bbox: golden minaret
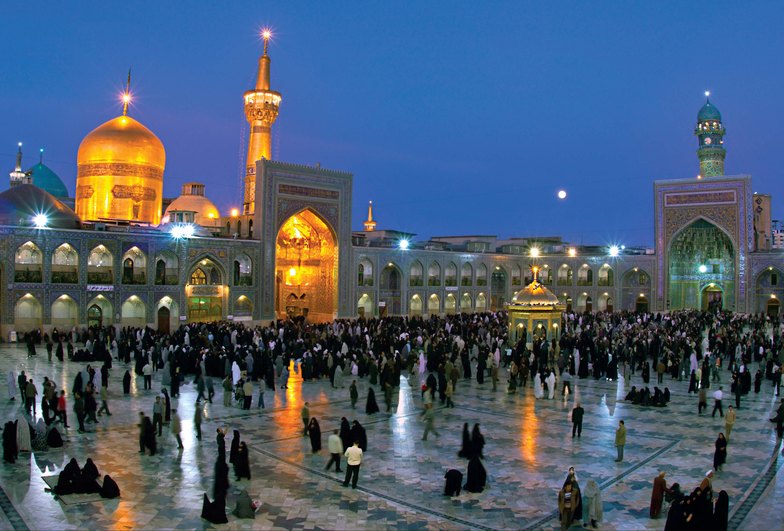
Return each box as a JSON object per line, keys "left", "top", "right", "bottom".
{"left": 243, "top": 29, "right": 281, "bottom": 214}
{"left": 363, "top": 200, "right": 377, "bottom": 231}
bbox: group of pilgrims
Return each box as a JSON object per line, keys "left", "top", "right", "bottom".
{"left": 3, "top": 306, "right": 783, "bottom": 529}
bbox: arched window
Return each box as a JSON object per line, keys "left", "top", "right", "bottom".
{"left": 233, "top": 254, "right": 252, "bottom": 285}
{"left": 190, "top": 268, "right": 207, "bottom": 285}
{"left": 154, "top": 252, "right": 179, "bottom": 285}
{"left": 445, "top": 262, "right": 457, "bottom": 287}
{"left": 51, "top": 243, "right": 79, "bottom": 284}
{"left": 428, "top": 262, "right": 441, "bottom": 286}
{"left": 248, "top": 220, "right": 254, "bottom": 239}
{"left": 121, "top": 247, "right": 147, "bottom": 285}
{"left": 15, "top": 241, "right": 43, "bottom": 283}
{"left": 409, "top": 261, "right": 424, "bottom": 287}
{"left": 461, "top": 263, "right": 473, "bottom": 286}
{"left": 87, "top": 245, "right": 113, "bottom": 284}
{"left": 358, "top": 259, "right": 373, "bottom": 286}
{"left": 511, "top": 264, "right": 522, "bottom": 286}
{"left": 476, "top": 264, "right": 488, "bottom": 286}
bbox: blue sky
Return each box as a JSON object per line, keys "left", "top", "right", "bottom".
{"left": 2, "top": 2, "right": 782, "bottom": 245}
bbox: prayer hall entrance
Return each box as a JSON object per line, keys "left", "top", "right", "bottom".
{"left": 275, "top": 209, "right": 338, "bottom": 322}
{"left": 668, "top": 219, "right": 736, "bottom": 310}
{"left": 701, "top": 285, "right": 723, "bottom": 312}
{"left": 767, "top": 298, "right": 780, "bottom": 317}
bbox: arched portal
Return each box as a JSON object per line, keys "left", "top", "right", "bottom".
{"left": 15, "top": 294, "right": 42, "bottom": 332}
{"left": 121, "top": 247, "right": 147, "bottom": 285}
{"left": 379, "top": 263, "right": 402, "bottom": 316}
{"left": 767, "top": 297, "right": 780, "bottom": 317}
{"left": 187, "top": 257, "right": 223, "bottom": 322}
{"left": 275, "top": 209, "right": 337, "bottom": 322}
{"left": 87, "top": 245, "right": 113, "bottom": 284}
{"left": 636, "top": 295, "right": 649, "bottom": 313}
{"left": 428, "top": 294, "right": 440, "bottom": 315}
{"left": 490, "top": 267, "right": 507, "bottom": 310}
{"left": 121, "top": 296, "right": 147, "bottom": 327}
{"left": 668, "top": 219, "right": 735, "bottom": 310}
{"left": 51, "top": 295, "right": 78, "bottom": 328}
{"left": 156, "top": 297, "right": 179, "bottom": 333}
{"left": 15, "top": 242, "right": 42, "bottom": 283}
{"left": 460, "top": 292, "right": 472, "bottom": 312}
{"left": 357, "top": 293, "right": 374, "bottom": 318}
{"left": 476, "top": 292, "right": 487, "bottom": 311}
{"left": 87, "top": 295, "right": 113, "bottom": 327}
{"left": 701, "top": 284, "right": 724, "bottom": 312}
{"left": 445, "top": 293, "right": 457, "bottom": 315}
{"left": 409, "top": 294, "right": 423, "bottom": 316}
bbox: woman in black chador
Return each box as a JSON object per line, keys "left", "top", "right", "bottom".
{"left": 365, "top": 388, "right": 380, "bottom": 415}
{"left": 308, "top": 418, "right": 322, "bottom": 453}
{"left": 234, "top": 442, "right": 251, "bottom": 480}
{"left": 229, "top": 430, "right": 241, "bottom": 464}
{"left": 458, "top": 423, "right": 472, "bottom": 459}
{"left": 339, "top": 417, "right": 352, "bottom": 450}
{"left": 713, "top": 433, "right": 727, "bottom": 471}
{"left": 122, "top": 370, "right": 131, "bottom": 395}
{"left": 471, "top": 423, "right": 485, "bottom": 459}
{"left": 463, "top": 456, "right": 487, "bottom": 493}
{"left": 350, "top": 420, "right": 367, "bottom": 452}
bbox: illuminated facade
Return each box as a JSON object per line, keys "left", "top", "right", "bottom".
{"left": 1, "top": 36, "right": 782, "bottom": 337}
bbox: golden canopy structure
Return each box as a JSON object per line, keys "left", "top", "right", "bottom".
{"left": 507, "top": 266, "right": 564, "bottom": 346}
{"left": 75, "top": 91, "right": 165, "bottom": 225}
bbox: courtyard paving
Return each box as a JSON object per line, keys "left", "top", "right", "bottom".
{"left": 0, "top": 345, "right": 782, "bottom": 530}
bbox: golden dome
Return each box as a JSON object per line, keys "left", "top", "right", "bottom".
{"left": 77, "top": 115, "right": 165, "bottom": 169}
{"left": 75, "top": 114, "right": 165, "bottom": 225}
{"left": 510, "top": 279, "right": 561, "bottom": 308}
{"left": 164, "top": 183, "right": 220, "bottom": 227}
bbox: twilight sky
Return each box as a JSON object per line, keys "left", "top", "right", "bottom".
{"left": 2, "top": 2, "right": 782, "bottom": 246}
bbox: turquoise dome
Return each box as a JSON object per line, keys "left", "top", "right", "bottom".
{"left": 698, "top": 100, "right": 722, "bottom": 122}
{"left": 25, "top": 162, "right": 69, "bottom": 198}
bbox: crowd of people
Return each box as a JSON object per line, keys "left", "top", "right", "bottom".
{"left": 2, "top": 307, "right": 783, "bottom": 528}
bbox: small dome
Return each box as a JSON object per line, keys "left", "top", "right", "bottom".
{"left": 698, "top": 100, "right": 722, "bottom": 122}
{"left": 163, "top": 182, "right": 220, "bottom": 227}
{"left": 77, "top": 115, "right": 165, "bottom": 169}
{"left": 510, "top": 279, "right": 560, "bottom": 308}
{"left": 0, "top": 184, "right": 81, "bottom": 229}
{"left": 25, "top": 162, "right": 69, "bottom": 198}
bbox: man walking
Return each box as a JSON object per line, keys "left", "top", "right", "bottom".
{"left": 614, "top": 420, "right": 626, "bottom": 462}
{"left": 342, "top": 440, "right": 363, "bottom": 489}
{"left": 171, "top": 408, "right": 184, "bottom": 449}
{"left": 572, "top": 402, "right": 584, "bottom": 438}
{"left": 153, "top": 396, "right": 163, "bottom": 436}
{"left": 301, "top": 402, "right": 310, "bottom": 436}
{"left": 349, "top": 381, "right": 358, "bottom": 409}
{"left": 142, "top": 360, "right": 153, "bottom": 390}
{"left": 25, "top": 379, "right": 37, "bottom": 416}
{"left": 422, "top": 404, "right": 440, "bottom": 441}
{"left": 193, "top": 405, "right": 202, "bottom": 441}
{"left": 725, "top": 405, "right": 736, "bottom": 441}
{"left": 712, "top": 386, "right": 724, "bottom": 418}
{"left": 325, "top": 429, "right": 343, "bottom": 473}
{"left": 97, "top": 385, "right": 111, "bottom": 416}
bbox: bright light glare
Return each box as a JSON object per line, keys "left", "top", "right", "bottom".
{"left": 171, "top": 224, "right": 195, "bottom": 239}
{"left": 261, "top": 28, "right": 272, "bottom": 40}
{"left": 698, "top": 264, "right": 708, "bottom": 273}
{"left": 568, "top": 247, "right": 576, "bottom": 257}
{"left": 557, "top": 190, "right": 567, "bottom": 200}
{"left": 609, "top": 245, "right": 620, "bottom": 257}
{"left": 230, "top": 208, "right": 240, "bottom": 217}
{"left": 705, "top": 90, "right": 710, "bottom": 97}
{"left": 399, "top": 239, "right": 410, "bottom": 250}
{"left": 530, "top": 247, "right": 541, "bottom": 258}
{"left": 32, "top": 213, "right": 48, "bottom": 228}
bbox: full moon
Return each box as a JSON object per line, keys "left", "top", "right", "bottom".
{"left": 557, "top": 190, "right": 567, "bottom": 199}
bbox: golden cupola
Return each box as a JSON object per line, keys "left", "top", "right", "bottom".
{"left": 75, "top": 78, "right": 165, "bottom": 225}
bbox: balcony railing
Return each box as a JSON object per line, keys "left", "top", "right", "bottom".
{"left": 14, "top": 269, "right": 42, "bottom": 283}
{"left": 428, "top": 278, "right": 441, "bottom": 286}
{"left": 52, "top": 271, "right": 78, "bottom": 284}
{"left": 409, "top": 278, "right": 423, "bottom": 287}
{"left": 122, "top": 273, "right": 147, "bottom": 285}
{"left": 88, "top": 271, "right": 113, "bottom": 284}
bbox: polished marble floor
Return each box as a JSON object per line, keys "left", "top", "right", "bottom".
{"left": 1, "top": 345, "right": 783, "bottom": 530}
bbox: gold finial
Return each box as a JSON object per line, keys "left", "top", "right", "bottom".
{"left": 261, "top": 28, "right": 272, "bottom": 56}
{"left": 122, "top": 68, "right": 132, "bottom": 116}
{"left": 531, "top": 266, "right": 540, "bottom": 283}
{"left": 364, "top": 200, "right": 377, "bottom": 231}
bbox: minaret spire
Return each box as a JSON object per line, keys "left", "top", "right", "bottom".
{"left": 695, "top": 90, "right": 726, "bottom": 177}
{"left": 364, "top": 200, "right": 377, "bottom": 231}
{"left": 9, "top": 142, "right": 30, "bottom": 187}
{"left": 39, "top": 148, "right": 44, "bottom": 164}
{"left": 243, "top": 28, "right": 282, "bottom": 215}
{"left": 122, "top": 68, "right": 132, "bottom": 116}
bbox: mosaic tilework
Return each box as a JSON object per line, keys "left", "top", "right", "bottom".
{"left": 1, "top": 345, "right": 783, "bottom": 530}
